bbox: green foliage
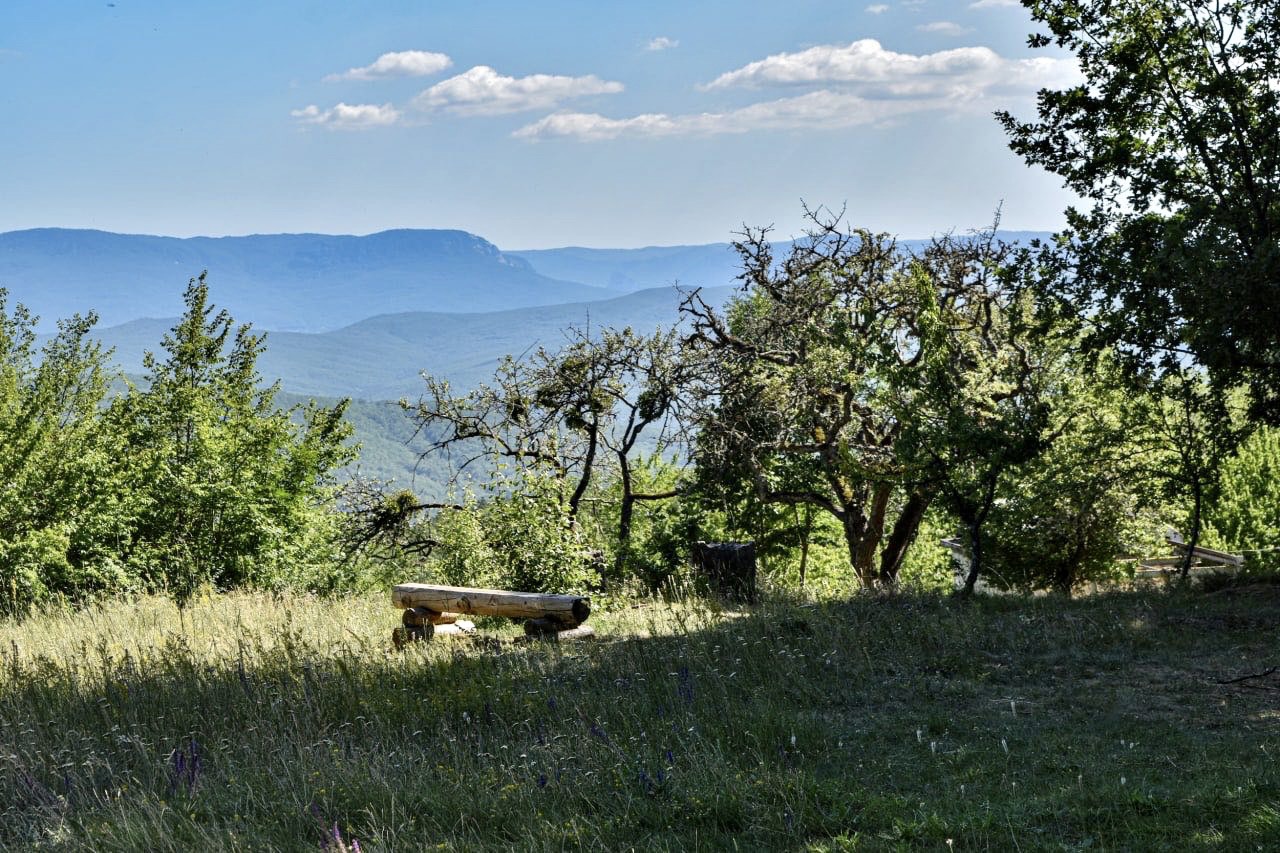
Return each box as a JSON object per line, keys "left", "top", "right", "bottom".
{"left": 0, "top": 292, "right": 133, "bottom": 614}
{"left": 0, "top": 275, "right": 369, "bottom": 614}
{"left": 975, "top": 361, "right": 1160, "bottom": 591}
{"left": 429, "top": 468, "right": 600, "bottom": 594}
{"left": 1001, "top": 0, "right": 1280, "bottom": 424}
{"left": 1205, "top": 426, "right": 1280, "bottom": 572}
{"left": 895, "top": 510, "right": 955, "bottom": 592}
{"left": 110, "top": 274, "right": 355, "bottom": 604}
{"left": 591, "top": 455, "right": 694, "bottom": 592}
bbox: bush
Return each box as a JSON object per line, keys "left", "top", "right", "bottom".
{"left": 1204, "top": 426, "right": 1280, "bottom": 573}
{"left": 428, "top": 468, "right": 599, "bottom": 594}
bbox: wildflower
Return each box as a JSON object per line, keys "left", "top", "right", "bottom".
{"left": 676, "top": 666, "right": 694, "bottom": 706}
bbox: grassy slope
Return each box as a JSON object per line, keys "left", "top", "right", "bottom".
{"left": 2, "top": 586, "right": 1278, "bottom": 850}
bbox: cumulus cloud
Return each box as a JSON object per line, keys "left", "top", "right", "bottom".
{"left": 917, "top": 21, "right": 973, "bottom": 36}
{"left": 291, "top": 102, "right": 402, "bottom": 129}
{"left": 413, "top": 65, "right": 624, "bottom": 115}
{"left": 516, "top": 38, "right": 1079, "bottom": 143}
{"left": 969, "top": 0, "right": 1019, "bottom": 7}
{"left": 324, "top": 50, "right": 452, "bottom": 82}
{"left": 702, "top": 38, "right": 1077, "bottom": 101}
{"left": 866, "top": 4, "right": 889, "bottom": 13}
{"left": 514, "top": 90, "right": 935, "bottom": 141}
{"left": 646, "top": 36, "right": 679, "bottom": 51}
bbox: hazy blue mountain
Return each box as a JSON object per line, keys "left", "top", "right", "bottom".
{"left": 0, "top": 228, "right": 607, "bottom": 331}
{"left": 510, "top": 231, "right": 1053, "bottom": 293}
{"left": 91, "top": 284, "right": 731, "bottom": 401}
{"left": 511, "top": 243, "right": 743, "bottom": 292}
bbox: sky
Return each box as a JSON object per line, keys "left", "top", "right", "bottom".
{"left": 0, "top": 0, "right": 1080, "bottom": 249}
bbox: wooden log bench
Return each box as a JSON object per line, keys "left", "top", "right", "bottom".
{"left": 391, "top": 583, "right": 593, "bottom": 648}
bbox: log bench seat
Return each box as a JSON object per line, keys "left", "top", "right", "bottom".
{"left": 391, "top": 583, "right": 593, "bottom": 647}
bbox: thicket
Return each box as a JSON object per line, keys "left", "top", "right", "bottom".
{"left": 0, "top": 275, "right": 356, "bottom": 615}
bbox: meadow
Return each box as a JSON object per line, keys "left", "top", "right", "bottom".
{"left": 2, "top": 583, "right": 1278, "bottom": 851}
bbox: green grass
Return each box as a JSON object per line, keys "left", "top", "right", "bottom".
{"left": 2, "top": 585, "right": 1278, "bottom": 850}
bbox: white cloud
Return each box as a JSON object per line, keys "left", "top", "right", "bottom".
{"left": 866, "top": 4, "right": 889, "bottom": 13}
{"left": 702, "top": 38, "right": 1077, "bottom": 101}
{"left": 291, "top": 102, "right": 402, "bottom": 129}
{"left": 324, "top": 50, "right": 452, "bottom": 82}
{"left": 917, "top": 21, "right": 973, "bottom": 36}
{"left": 969, "top": 0, "right": 1019, "bottom": 7}
{"left": 518, "top": 38, "right": 1080, "bottom": 143}
{"left": 413, "top": 65, "right": 624, "bottom": 115}
{"left": 514, "top": 90, "right": 936, "bottom": 141}
{"left": 646, "top": 36, "right": 679, "bottom": 51}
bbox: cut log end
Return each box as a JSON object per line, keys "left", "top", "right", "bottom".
{"left": 402, "top": 607, "right": 459, "bottom": 626}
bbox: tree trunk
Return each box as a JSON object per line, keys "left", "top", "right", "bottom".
{"left": 1054, "top": 535, "right": 1086, "bottom": 596}
{"left": 1179, "top": 476, "right": 1204, "bottom": 581}
{"left": 878, "top": 489, "right": 931, "bottom": 584}
{"left": 962, "top": 518, "right": 984, "bottom": 596}
{"left": 853, "top": 484, "right": 892, "bottom": 580}
{"left": 797, "top": 505, "right": 813, "bottom": 589}
{"left": 615, "top": 453, "right": 635, "bottom": 577}
{"left": 566, "top": 423, "right": 599, "bottom": 524}
{"left": 841, "top": 512, "right": 874, "bottom": 588}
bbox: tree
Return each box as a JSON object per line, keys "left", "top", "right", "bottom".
{"left": 536, "top": 325, "right": 686, "bottom": 576}
{"left": 113, "top": 273, "right": 354, "bottom": 601}
{"left": 0, "top": 293, "right": 128, "bottom": 612}
{"left": 682, "top": 218, "right": 913, "bottom": 588}
{"left": 399, "top": 325, "right": 687, "bottom": 583}
{"left": 892, "top": 232, "right": 1066, "bottom": 593}
{"left": 405, "top": 353, "right": 592, "bottom": 516}
{"left": 1204, "top": 425, "right": 1280, "bottom": 572}
{"left": 683, "top": 213, "right": 1064, "bottom": 590}
{"left": 982, "top": 358, "right": 1163, "bottom": 593}
{"left": 1143, "top": 371, "right": 1247, "bottom": 578}
{"left": 999, "top": 0, "right": 1280, "bottom": 425}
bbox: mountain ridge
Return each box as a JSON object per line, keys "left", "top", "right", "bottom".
{"left": 0, "top": 227, "right": 607, "bottom": 332}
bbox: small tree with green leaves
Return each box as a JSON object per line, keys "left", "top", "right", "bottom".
{"left": 112, "top": 273, "right": 354, "bottom": 603}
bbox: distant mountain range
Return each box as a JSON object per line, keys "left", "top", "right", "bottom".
{"left": 90, "top": 284, "right": 730, "bottom": 401}
{"left": 509, "top": 243, "right": 743, "bottom": 293}
{"left": 0, "top": 228, "right": 609, "bottom": 331}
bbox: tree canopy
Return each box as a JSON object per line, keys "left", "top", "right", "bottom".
{"left": 1000, "top": 0, "right": 1280, "bottom": 424}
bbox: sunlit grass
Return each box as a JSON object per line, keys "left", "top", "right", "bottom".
{"left": 2, "top": 587, "right": 1278, "bottom": 850}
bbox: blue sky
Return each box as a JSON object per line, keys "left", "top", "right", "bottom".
{"left": 0, "top": 0, "right": 1077, "bottom": 248}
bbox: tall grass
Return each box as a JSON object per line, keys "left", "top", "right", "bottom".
{"left": 2, "top": 586, "right": 1278, "bottom": 850}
